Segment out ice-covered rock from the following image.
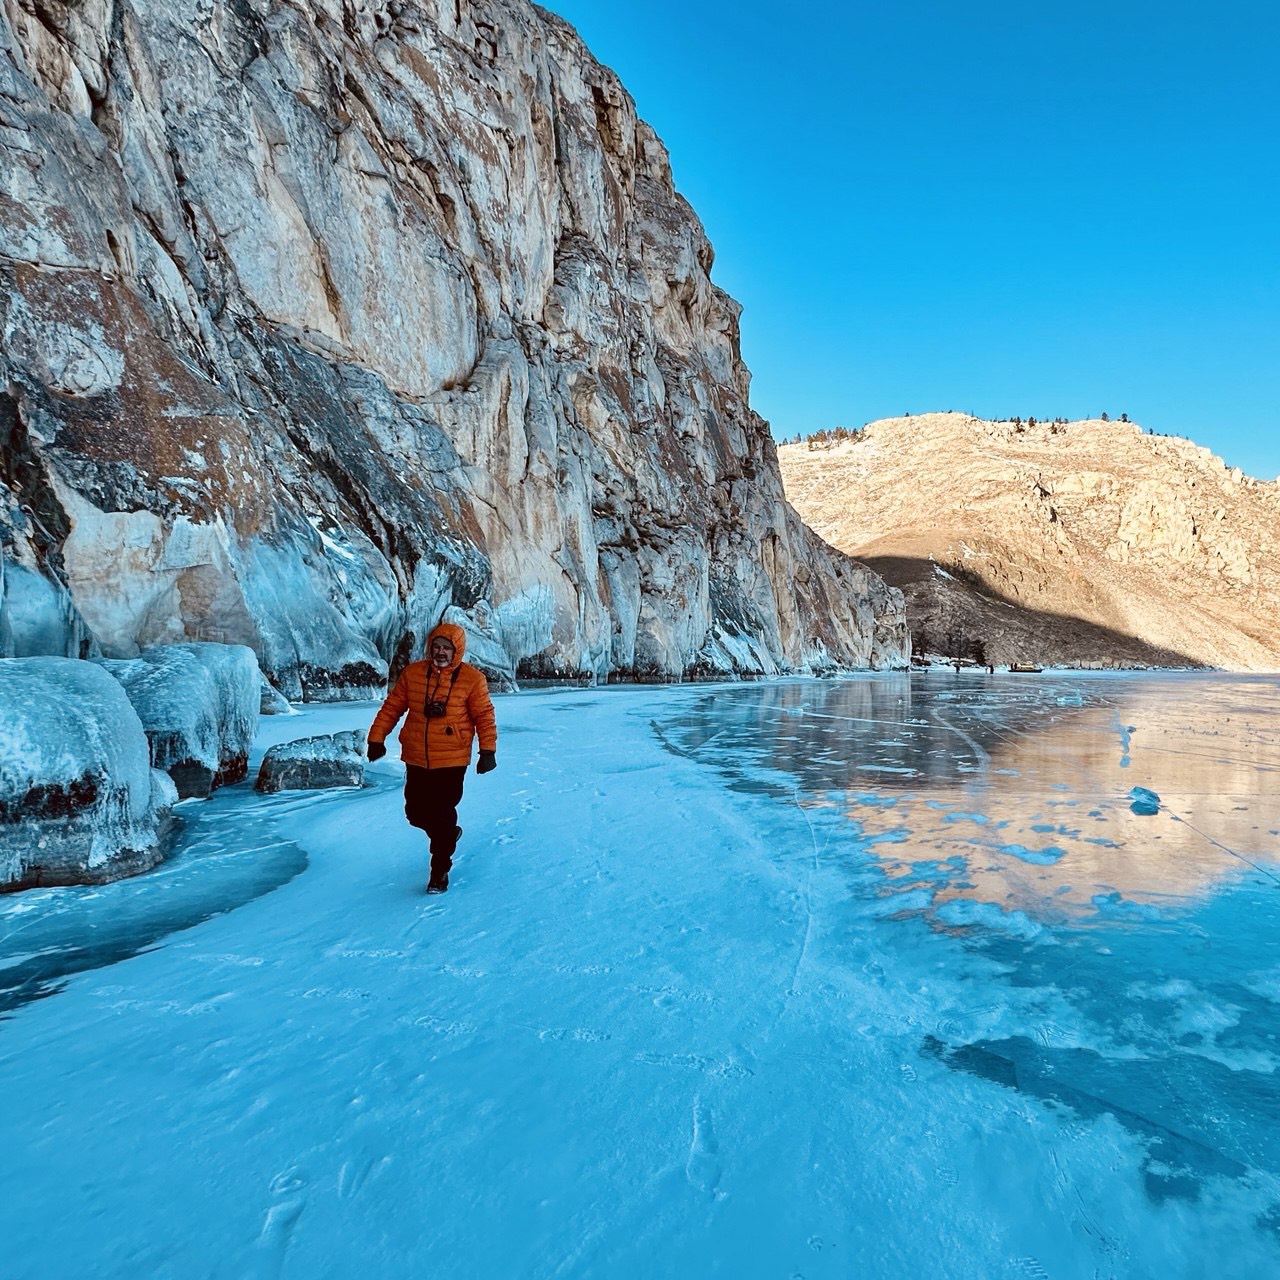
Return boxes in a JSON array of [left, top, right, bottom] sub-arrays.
[[0, 557, 98, 660], [0, 0, 909, 692], [100, 644, 260, 799], [255, 731, 367, 794], [259, 678, 295, 717], [0, 658, 178, 890]]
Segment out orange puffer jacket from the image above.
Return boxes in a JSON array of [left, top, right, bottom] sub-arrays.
[[369, 622, 497, 769]]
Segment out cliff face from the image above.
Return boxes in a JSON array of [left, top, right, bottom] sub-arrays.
[[780, 414, 1280, 671], [0, 0, 907, 694]]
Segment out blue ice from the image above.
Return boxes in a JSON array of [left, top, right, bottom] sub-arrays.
[[1129, 786, 1161, 816]]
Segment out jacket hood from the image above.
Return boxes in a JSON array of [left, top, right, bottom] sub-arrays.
[[427, 621, 467, 668]]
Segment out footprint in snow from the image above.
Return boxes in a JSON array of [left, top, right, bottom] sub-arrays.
[[634, 1051, 752, 1080], [1010, 1258, 1051, 1280], [408, 1014, 476, 1036], [685, 1097, 724, 1198], [337, 1155, 392, 1200], [250, 1168, 308, 1279]]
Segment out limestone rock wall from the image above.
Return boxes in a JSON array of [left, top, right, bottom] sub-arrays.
[[0, 0, 907, 691]]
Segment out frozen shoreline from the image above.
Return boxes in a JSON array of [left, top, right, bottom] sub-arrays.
[[3, 673, 1279, 1278]]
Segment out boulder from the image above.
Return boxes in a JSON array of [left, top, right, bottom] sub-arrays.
[[100, 644, 260, 798], [255, 731, 367, 794], [260, 678, 295, 716], [0, 658, 179, 890]]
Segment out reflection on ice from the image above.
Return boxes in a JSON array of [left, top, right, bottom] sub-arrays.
[[656, 671, 1280, 1214], [659, 671, 1280, 915]]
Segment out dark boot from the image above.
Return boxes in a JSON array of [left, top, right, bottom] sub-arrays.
[[426, 873, 449, 894]]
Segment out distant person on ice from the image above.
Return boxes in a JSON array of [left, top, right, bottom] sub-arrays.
[[366, 621, 498, 894]]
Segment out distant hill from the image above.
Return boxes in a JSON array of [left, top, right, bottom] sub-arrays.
[[779, 414, 1280, 670]]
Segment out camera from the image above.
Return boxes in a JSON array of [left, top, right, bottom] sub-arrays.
[[426, 700, 448, 718]]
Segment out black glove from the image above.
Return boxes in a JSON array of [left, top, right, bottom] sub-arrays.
[[367, 741, 387, 762], [476, 750, 497, 774]]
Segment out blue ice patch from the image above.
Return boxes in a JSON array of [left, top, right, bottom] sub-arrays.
[[934, 899, 1044, 940], [1129, 786, 1160, 816], [849, 793, 900, 808], [866, 828, 912, 846], [1091, 891, 1163, 922], [998, 843, 1067, 866]]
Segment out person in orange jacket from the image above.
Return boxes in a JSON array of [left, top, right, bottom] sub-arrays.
[[367, 621, 498, 893]]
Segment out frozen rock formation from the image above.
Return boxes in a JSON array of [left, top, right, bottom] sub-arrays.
[[0, 0, 907, 693], [0, 657, 178, 889], [255, 730, 367, 793], [100, 643, 261, 798], [259, 678, 296, 716], [780, 415, 1280, 670]]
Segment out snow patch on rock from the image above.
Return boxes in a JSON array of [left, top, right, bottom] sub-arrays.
[[255, 730, 367, 793]]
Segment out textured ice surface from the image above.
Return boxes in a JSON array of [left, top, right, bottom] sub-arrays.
[[661, 673, 1280, 1177], [0, 806, 305, 1012], [1, 676, 1278, 1278]]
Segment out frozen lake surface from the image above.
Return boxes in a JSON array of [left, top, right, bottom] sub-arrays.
[[2, 672, 1278, 1278]]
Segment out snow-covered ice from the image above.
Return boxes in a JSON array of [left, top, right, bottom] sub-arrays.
[[2, 671, 1278, 1277]]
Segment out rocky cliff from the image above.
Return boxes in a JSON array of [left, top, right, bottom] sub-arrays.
[[780, 414, 1280, 670], [0, 0, 907, 694]]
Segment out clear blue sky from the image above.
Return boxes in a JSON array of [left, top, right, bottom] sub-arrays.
[[544, 0, 1280, 480]]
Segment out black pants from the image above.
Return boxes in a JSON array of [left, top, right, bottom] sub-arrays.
[[404, 765, 466, 879]]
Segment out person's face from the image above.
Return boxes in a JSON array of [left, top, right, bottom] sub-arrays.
[[430, 636, 456, 667]]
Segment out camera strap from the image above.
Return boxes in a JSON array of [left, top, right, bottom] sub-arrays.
[[425, 664, 462, 713]]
